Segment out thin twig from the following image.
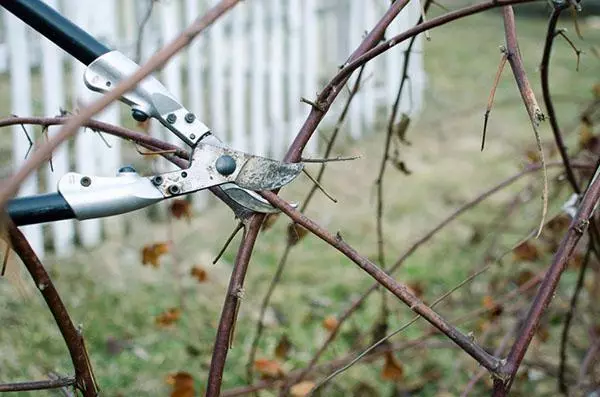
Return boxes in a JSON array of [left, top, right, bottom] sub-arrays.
[[302, 168, 337, 203], [558, 243, 592, 394], [300, 155, 360, 163], [213, 221, 244, 264], [0, 377, 76, 392], [482, 50, 508, 151]]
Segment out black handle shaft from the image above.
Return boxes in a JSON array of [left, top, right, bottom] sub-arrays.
[[7, 193, 76, 226], [1, 0, 110, 65]]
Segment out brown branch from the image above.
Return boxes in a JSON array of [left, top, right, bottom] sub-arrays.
[[260, 190, 500, 373], [206, 219, 261, 396], [7, 221, 97, 396], [502, 5, 548, 237], [0, 0, 242, 210], [0, 116, 190, 162], [493, 163, 600, 395], [0, 377, 76, 393], [245, 66, 368, 389], [283, 160, 592, 388]]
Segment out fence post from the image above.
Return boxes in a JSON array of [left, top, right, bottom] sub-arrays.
[[231, 4, 248, 151], [41, 0, 74, 256], [5, 10, 45, 257], [268, 0, 285, 159], [302, 0, 319, 155], [70, 1, 102, 247], [348, 0, 364, 139], [287, 0, 302, 147], [186, 0, 209, 210], [209, 0, 228, 143]]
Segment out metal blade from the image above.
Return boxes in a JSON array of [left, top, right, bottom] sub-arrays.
[[234, 158, 303, 191]]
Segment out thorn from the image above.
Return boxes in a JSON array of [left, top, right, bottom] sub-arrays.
[[42, 125, 54, 172], [1, 242, 9, 277], [213, 222, 244, 265], [18, 123, 34, 159], [300, 97, 325, 112], [300, 155, 361, 163], [482, 52, 508, 151], [302, 169, 337, 203]]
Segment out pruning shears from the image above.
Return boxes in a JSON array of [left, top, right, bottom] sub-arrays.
[[4, 0, 302, 226]]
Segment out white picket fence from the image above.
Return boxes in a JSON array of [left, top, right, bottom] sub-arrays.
[[2, 0, 425, 258]]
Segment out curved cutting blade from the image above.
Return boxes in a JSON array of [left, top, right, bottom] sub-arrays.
[[234, 158, 303, 191]]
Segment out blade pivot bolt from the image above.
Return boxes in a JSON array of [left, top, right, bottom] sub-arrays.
[[152, 176, 163, 186], [215, 155, 236, 176], [184, 113, 196, 123], [166, 113, 177, 124], [131, 109, 148, 122], [168, 185, 180, 195]]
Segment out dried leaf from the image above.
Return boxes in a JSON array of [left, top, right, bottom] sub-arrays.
[[512, 241, 540, 262], [170, 199, 192, 221], [190, 266, 208, 283], [322, 315, 339, 332], [262, 213, 281, 231], [513, 270, 536, 287], [290, 381, 315, 397], [407, 282, 424, 299], [155, 307, 181, 327], [579, 121, 597, 151], [166, 371, 195, 397], [274, 334, 292, 360], [287, 223, 308, 246], [141, 242, 170, 267], [394, 113, 411, 145], [254, 358, 285, 379], [482, 295, 503, 319], [381, 352, 404, 381], [567, 252, 584, 269]]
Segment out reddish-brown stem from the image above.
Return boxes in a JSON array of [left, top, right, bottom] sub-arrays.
[[0, 377, 75, 393], [7, 222, 97, 396], [493, 163, 600, 395], [206, 218, 261, 396], [260, 190, 500, 373]]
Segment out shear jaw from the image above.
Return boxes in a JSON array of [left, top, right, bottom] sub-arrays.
[[83, 50, 301, 214]]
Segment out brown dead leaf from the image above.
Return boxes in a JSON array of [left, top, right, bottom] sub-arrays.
[[287, 223, 308, 246], [513, 270, 536, 287], [170, 199, 192, 221], [407, 282, 424, 299], [166, 371, 194, 397], [254, 358, 284, 379], [262, 213, 280, 231], [155, 307, 181, 327], [274, 334, 292, 360], [290, 381, 315, 397], [190, 266, 208, 283], [381, 352, 404, 381], [482, 295, 503, 319], [322, 316, 339, 332], [512, 241, 540, 262], [141, 242, 170, 267]]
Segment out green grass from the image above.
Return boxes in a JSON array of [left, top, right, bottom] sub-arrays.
[[2, 9, 600, 396]]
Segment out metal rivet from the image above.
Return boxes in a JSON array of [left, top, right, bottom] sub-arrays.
[[184, 113, 195, 123], [181, 171, 188, 178], [215, 155, 237, 176], [168, 185, 180, 195], [152, 176, 163, 186], [131, 109, 148, 122], [166, 113, 177, 124], [106, 81, 111, 87], [80, 176, 91, 187], [189, 134, 196, 140]]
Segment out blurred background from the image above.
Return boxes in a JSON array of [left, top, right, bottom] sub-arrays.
[[1, 1, 600, 396]]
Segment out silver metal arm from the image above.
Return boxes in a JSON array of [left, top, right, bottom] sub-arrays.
[[84, 50, 210, 147]]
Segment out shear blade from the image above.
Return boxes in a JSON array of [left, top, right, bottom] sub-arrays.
[[234, 158, 303, 191]]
